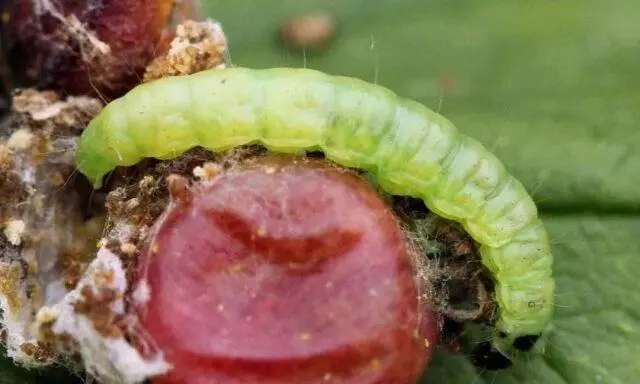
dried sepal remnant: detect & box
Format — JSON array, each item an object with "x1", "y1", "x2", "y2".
[
  {"x1": 393, "y1": 197, "x2": 495, "y2": 353},
  {"x1": 407, "y1": 215, "x2": 495, "y2": 322},
  {"x1": 11, "y1": 89, "x2": 102, "y2": 128},
  {"x1": 34, "y1": 247, "x2": 171, "y2": 384},
  {"x1": 132, "y1": 155, "x2": 438, "y2": 384},
  {"x1": 143, "y1": 19, "x2": 228, "y2": 82},
  {"x1": 4, "y1": 0, "x2": 178, "y2": 97}
]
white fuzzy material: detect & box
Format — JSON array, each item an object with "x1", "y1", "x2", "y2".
[
  {"x1": 2, "y1": 219, "x2": 26, "y2": 246},
  {"x1": 37, "y1": 247, "x2": 171, "y2": 384},
  {"x1": 6, "y1": 129, "x2": 34, "y2": 151},
  {"x1": 0, "y1": 261, "x2": 46, "y2": 368}
]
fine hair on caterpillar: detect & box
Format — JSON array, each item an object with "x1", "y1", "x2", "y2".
[{"x1": 75, "y1": 66, "x2": 555, "y2": 370}]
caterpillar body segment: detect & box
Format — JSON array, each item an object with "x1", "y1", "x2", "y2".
[{"x1": 76, "y1": 67, "x2": 554, "y2": 370}]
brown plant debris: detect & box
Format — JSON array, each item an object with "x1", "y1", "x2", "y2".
[
  {"x1": 0, "y1": 88, "x2": 103, "y2": 367},
  {"x1": 144, "y1": 19, "x2": 228, "y2": 82}
]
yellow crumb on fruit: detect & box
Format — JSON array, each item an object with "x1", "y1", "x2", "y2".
[
  {"x1": 228, "y1": 263, "x2": 245, "y2": 273},
  {"x1": 256, "y1": 226, "x2": 267, "y2": 237},
  {"x1": 299, "y1": 333, "x2": 312, "y2": 342}
]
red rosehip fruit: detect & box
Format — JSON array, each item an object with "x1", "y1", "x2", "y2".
[
  {"x1": 134, "y1": 156, "x2": 438, "y2": 383},
  {"x1": 5, "y1": 0, "x2": 176, "y2": 97}
]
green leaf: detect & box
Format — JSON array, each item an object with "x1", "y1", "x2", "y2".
[
  {"x1": 0, "y1": 350, "x2": 83, "y2": 384},
  {"x1": 201, "y1": 0, "x2": 640, "y2": 383},
  {"x1": 422, "y1": 215, "x2": 640, "y2": 384}
]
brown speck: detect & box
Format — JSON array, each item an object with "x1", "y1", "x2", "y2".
[
  {"x1": 166, "y1": 174, "x2": 190, "y2": 200},
  {"x1": 120, "y1": 242, "x2": 137, "y2": 256},
  {"x1": 454, "y1": 241, "x2": 473, "y2": 256},
  {"x1": 228, "y1": 263, "x2": 245, "y2": 273},
  {"x1": 74, "y1": 285, "x2": 124, "y2": 339},
  {"x1": 93, "y1": 269, "x2": 115, "y2": 287},
  {"x1": 125, "y1": 198, "x2": 140, "y2": 210},
  {"x1": 26, "y1": 259, "x2": 39, "y2": 274},
  {"x1": 193, "y1": 162, "x2": 223, "y2": 181},
  {"x1": 59, "y1": 250, "x2": 89, "y2": 290},
  {"x1": 49, "y1": 171, "x2": 66, "y2": 187},
  {"x1": 20, "y1": 342, "x2": 55, "y2": 363},
  {"x1": 437, "y1": 73, "x2": 459, "y2": 94},
  {"x1": 0, "y1": 263, "x2": 24, "y2": 315},
  {"x1": 280, "y1": 11, "x2": 337, "y2": 49},
  {"x1": 0, "y1": 144, "x2": 12, "y2": 170},
  {"x1": 424, "y1": 339, "x2": 431, "y2": 348}
]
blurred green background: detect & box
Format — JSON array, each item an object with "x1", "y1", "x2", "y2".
[
  {"x1": 206, "y1": 0, "x2": 640, "y2": 214},
  {"x1": 3, "y1": 0, "x2": 639, "y2": 383}
]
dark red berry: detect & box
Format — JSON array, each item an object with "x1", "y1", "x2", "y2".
[{"x1": 5, "y1": 0, "x2": 176, "y2": 97}]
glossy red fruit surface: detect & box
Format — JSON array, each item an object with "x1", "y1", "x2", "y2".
[{"x1": 134, "y1": 157, "x2": 437, "y2": 383}]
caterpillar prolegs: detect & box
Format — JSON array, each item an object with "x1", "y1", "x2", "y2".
[{"x1": 76, "y1": 67, "x2": 554, "y2": 370}]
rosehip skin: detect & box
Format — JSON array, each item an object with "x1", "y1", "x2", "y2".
[
  {"x1": 6, "y1": 0, "x2": 174, "y2": 97},
  {"x1": 134, "y1": 157, "x2": 437, "y2": 383}
]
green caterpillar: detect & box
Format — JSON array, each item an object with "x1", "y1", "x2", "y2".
[{"x1": 76, "y1": 67, "x2": 554, "y2": 370}]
